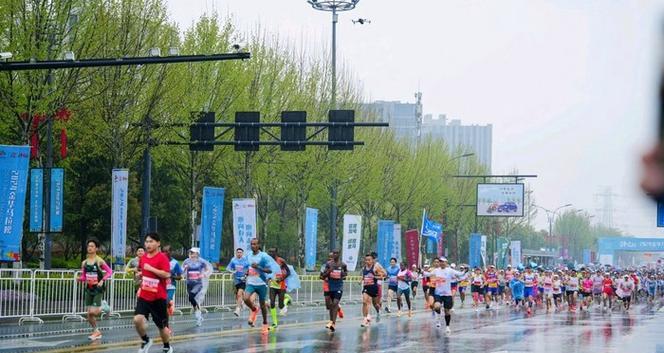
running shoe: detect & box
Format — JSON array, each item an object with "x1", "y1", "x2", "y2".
[
  {"x1": 436, "y1": 322, "x2": 441, "y2": 328},
  {"x1": 280, "y1": 306, "x2": 288, "y2": 316},
  {"x1": 325, "y1": 321, "x2": 333, "y2": 330},
  {"x1": 397, "y1": 310, "x2": 402, "y2": 317},
  {"x1": 445, "y1": 327, "x2": 451, "y2": 334},
  {"x1": 162, "y1": 346, "x2": 173, "y2": 353},
  {"x1": 261, "y1": 324, "x2": 270, "y2": 334},
  {"x1": 248, "y1": 307, "x2": 259, "y2": 327},
  {"x1": 329, "y1": 322, "x2": 336, "y2": 332},
  {"x1": 385, "y1": 307, "x2": 391, "y2": 313},
  {"x1": 138, "y1": 338, "x2": 153, "y2": 353},
  {"x1": 360, "y1": 317, "x2": 370, "y2": 327},
  {"x1": 234, "y1": 307, "x2": 241, "y2": 317},
  {"x1": 271, "y1": 323, "x2": 278, "y2": 330},
  {"x1": 88, "y1": 330, "x2": 102, "y2": 340},
  {"x1": 338, "y1": 306, "x2": 345, "y2": 319}
]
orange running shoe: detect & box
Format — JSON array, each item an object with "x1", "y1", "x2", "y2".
[
  {"x1": 338, "y1": 306, "x2": 345, "y2": 319},
  {"x1": 261, "y1": 324, "x2": 270, "y2": 334},
  {"x1": 248, "y1": 307, "x2": 259, "y2": 327},
  {"x1": 88, "y1": 330, "x2": 102, "y2": 340}
]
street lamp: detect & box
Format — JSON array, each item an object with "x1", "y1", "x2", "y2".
[
  {"x1": 307, "y1": 0, "x2": 360, "y2": 109},
  {"x1": 307, "y1": 0, "x2": 360, "y2": 252},
  {"x1": 534, "y1": 203, "x2": 572, "y2": 262},
  {"x1": 446, "y1": 152, "x2": 474, "y2": 262}
]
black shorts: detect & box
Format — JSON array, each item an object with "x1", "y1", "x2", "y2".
[
  {"x1": 235, "y1": 282, "x2": 246, "y2": 291},
  {"x1": 411, "y1": 281, "x2": 419, "y2": 288},
  {"x1": 471, "y1": 285, "x2": 484, "y2": 295},
  {"x1": 434, "y1": 295, "x2": 454, "y2": 310},
  {"x1": 621, "y1": 295, "x2": 631, "y2": 303},
  {"x1": 425, "y1": 286, "x2": 435, "y2": 296},
  {"x1": 553, "y1": 293, "x2": 562, "y2": 301},
  {"x1": 388, "y1": 285, "x2": 398, "y2": 293},
  {"x1": 327, "y1": 290, "x2": 343, "y2": 300},
  {"x1": 363, "y1": 285, "x2": 379, "y2": 298},
  {"x1": 566, "y1": 290, "x2": 577, "y2": 297},
  {"x1": 135, "y1": 298, "x2": 168, "y2": 329}
]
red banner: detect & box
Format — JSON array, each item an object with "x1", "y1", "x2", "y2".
[{"x1": 405, "y1": 229, "x2": 419, "y2": 267}]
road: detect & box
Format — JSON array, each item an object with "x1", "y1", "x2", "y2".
[{"x1": 1, "y1": 298, "x2": 664, "y2": 353}]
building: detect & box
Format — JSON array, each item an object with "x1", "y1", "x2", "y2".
[
  {"x1": 362, "y1": 96, "x2": 493, "y2": 171},
  {"x1": 422, "y1": 114, "x2": 492, "y2": 171}
]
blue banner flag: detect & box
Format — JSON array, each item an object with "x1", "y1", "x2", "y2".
[
  {"x1": 377, "y1": 220, "x2": 395, "y2": 266},
  {"x1": 658, "y1": 200, "x2": 664, "y2": 227},
  {"x1": 305, "y1": 207, "x2": 318, "y2": 271},
  {"x1": 200, "y1": 187, "x2": 225, "y2": 263},
  {"x1": 49, "y1": 168, "x2": 64, "y2": 232},
  {"x1": 29, "y1": 168, "x2": 43, "y2": 232},
  {"x1": 0, "y1": 145, "x2": 30, "y2": 261},
  {"x1": 421, "y1": 211, "x2": 442, "y2": 244},
  {"x1": 582, "y1": 249, "x2": 591, "y2": 265},
  {"x1": 469, "y1": 233, "x2": 482, "y2": 268}
]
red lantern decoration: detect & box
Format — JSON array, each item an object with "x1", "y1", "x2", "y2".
[{"x1": 60, "y1": 128, "x2": 67, "y2": 159}]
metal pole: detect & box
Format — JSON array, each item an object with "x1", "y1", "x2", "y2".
[
  {"x1": 43, "y1": 114, "x2": 53, "y2": 270},
  {"x1": 140, "y1": 132, "x2": 151, "y2": 243},
  {"x1": 190, "y1": 151, "x2": 196, "y2": 248},
  {"x1": 329, "y1": 8, "x2": 338, "y2": 253},
  {"x1": 330, "y1": 184, "x2": 338, "y2": 251}
]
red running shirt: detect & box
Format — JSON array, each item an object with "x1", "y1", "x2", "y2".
[{"x1": 138, "y1": 252, "x2": 170, "y2": 301}]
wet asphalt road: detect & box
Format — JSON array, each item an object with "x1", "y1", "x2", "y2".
[{"x1": 3, "y1": 298, "x2": 664, "y2": 353}]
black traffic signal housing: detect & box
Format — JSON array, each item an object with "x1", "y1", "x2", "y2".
[
  {"x1": 234, "y1": 112, "x2": 260, "y2": 151},
  {"x1": 189, "y1": 111, "x2": 215, "y2": 151},
  {"x1": 280, "y1": 111, "x2": 307, "y2": 151},
  {"x1": 328, "y1": 110, "x2": 355, "y2": 150}
]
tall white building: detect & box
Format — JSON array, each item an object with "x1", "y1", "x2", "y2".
[
  {"x1": 422, "y1": 114, "x2": 492, "y2": 171},
  {"x1": 362, "y1": 99, "x2": 421, "y2": 140}
]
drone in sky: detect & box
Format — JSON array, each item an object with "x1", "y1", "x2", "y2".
[{"x1": 352, "y1": 18, "x2": 371, "y2": 25}]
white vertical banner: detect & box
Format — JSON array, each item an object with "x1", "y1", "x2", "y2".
[
  {"x1": 111, "y1": 169, "x2": 129, "y2": 265},
  {"x1": 510, "y1": 240, "x2": 521, "y2": 267},
  {"x1": 342, "y1": 214, "x2": 362, "y2": 271},
  {"x1": 391, "y1": 223, "x2": 402, "y2": 262},
  {"x1": 480, "y1": 235, "x2": 487, "y2": 267},
  {"x1": 232, "y1": 198, "x2": 257, "y2": 253}
]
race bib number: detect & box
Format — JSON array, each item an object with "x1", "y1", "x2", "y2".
[
  {"x1": 363, "y1": 275, "x2": 375, "y2": 286},
  {"x1": 389, "y1": 276, "x2": 397, "y2": 285},
  {"x1": 188, "y1": 271, "x2": 202, "y2": 280},
  {"x1": 141, "y1": 277, "x2": 160, "y2": 293},
  {"x1": 248, "y1": 268, "x2": 259, "y2": 276},
  {"x1": 330, "y1": 270, "x2": 342, "y2": 280},
  {"x1": 235, "y1": 265, "x2": 244, "y2": 273},
  {"x1": 166, "y1": 278, "x2": 175, "y2": 290},
  {"x1": 435, "y1": 277, "x2": 446, "y2": 288},
  {"x1": 86, "y1": 273, "x2": 99, "y2": 286}
]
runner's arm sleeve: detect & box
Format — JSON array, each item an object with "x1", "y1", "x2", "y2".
[{"x1": 100, "y1": 262, "x2": 113, "y2": 281}]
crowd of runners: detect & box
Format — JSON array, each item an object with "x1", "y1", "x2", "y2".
[{"x1": 77, "y1": 234, "x2": 664, "y2": 353}]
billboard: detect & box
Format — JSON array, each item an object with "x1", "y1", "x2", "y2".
[{"x1": 476, "y1": 183, "x2": 525, "y2": 217}]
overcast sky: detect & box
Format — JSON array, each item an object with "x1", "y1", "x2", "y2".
[{"x1": 165, "y1": 0, "x2": 664, "y2": 237}]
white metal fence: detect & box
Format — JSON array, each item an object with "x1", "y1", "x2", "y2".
[{"x1": 0, "y1": 270, "x2": 367, "y2": 325}]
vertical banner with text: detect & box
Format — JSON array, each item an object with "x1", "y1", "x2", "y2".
[
  {"x1": 405, "y1": 229, "x2": 419, "y2": 267},
  {"x1": 510, "y1": 240, "x2": 521, "y2": 267},
  {"x1": 111, "y1": 169, "x2": 129, "y2": 265},
  {"x1": 305, "y1": 207, "x2": 318, "y2": 271},
  {"x1": 200, "y1": 187, "x2": 224, "y2": 263},
  {"x1": 437, "y1": 232, "x2": 444, "y2": 257},
  {"x1": 232, "y1": 199, "x2": 256, "y2": 253},
  {"x1": 377, "y1": 220, "x2": 395, "y2": 266},
  {"x1": 480, "y1": 235, "x2": 487, "y2": 267},
  {"x1": 342, "y1": 214, "x2": 362, "y2": 271},
  {"x1": 391, "y1": 223, "x2": 402, "y2": 262},
  {"x1": 49, "y1": 168, "x2": 64, "y2": 232},
  {"x1": 582, "y1": 249, "x2": 591, "y2": 265},
  {"x1": 469, "y1": 233, "x2": 482, "y2": 268},
  {"x1": 29, "y1": 168, "x2": 43, "y2": 232},
  {"x1": 0, "y1": 146, "x2": 30, "y2": 261}
]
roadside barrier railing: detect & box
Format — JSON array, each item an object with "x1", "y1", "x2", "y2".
[{"x1": 0, "y1": 269, "x2": 380, "y2": 324}]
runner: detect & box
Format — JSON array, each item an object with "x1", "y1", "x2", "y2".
[
  {"x1": 458, "y1": 265, "x2": 470, "y2": 308},
  {"x1": 484, "y1": 265, "x2": 499, "y2": 310},
  {"x1": 133, "y1": 233, "x2": 172, "y2": 353},
  {"x1": 504, "y1": 265, "x2": 515, "y2": 305},
  {"x1": 396, "y1": 262, "x2": 413, "y2": 317},
  {"x1": 125, "y1": 246, "x2": 145, "y2": 293},
  {"x1": 645, "y1": 273, "x2": 658, "y2": 304},
  {"x1": 542, "y1": 270, "x2": 554, "y2": 313},
  {"x1": 430, "y1": 257, "x2": 467, "y2": 334},
  {"x1": 267, "y1": 248, "x2": 290, "y2": 328},
  {"x1": 498, "y1": 270, "x2": 506, "y2": 305},
  {"x1": 78, "y1": 239, "x2": 113, "y2": 341},
  {"x1": 552, "y1": 274, "x2": 563, "y2": 311},
  {"x1": 565, "y1": 269, "x2": 579, "y2": 312},
  {"x1": 182, "y1": 247, "x2": 212, "y2": 327},
  {"x1": 321, "y1": 250, "x2": 348, "y2": 331},
  {"x1": 580, "y1": 271, "x2": 593, "y2": 311},
  {"x1": 422, "y1": 264, "x2": 435, "y2": 310},
  {"x1": 510, "y1": 272, "x2": 525, "y2": 310},
  {"x1": 470, "y1": 267, "x2": 485, "y2": 311},
  {"x1": 385, "y1": 258, "x2": 400, "y2": 313},
  {"x1": 591, "y1": 270, "x2": 604, "y2": 307},
  {"x1": 361, "y1": 253, "x2": 386, "y2": 327},
  {"x1": 617, "y1": 273, "x2": 634, "y2": 311},
  {"x1": 227, "y1": 248, "x2": 249, "y2": 317},
  {"x1": 523, "y1": 267, "x2": 536, "y2": 314},
  {"x1": 370, "y1": 251, "x2": 386, "y2": 317},
  {"x1": 602, "y1": 272, "x2": 614, "y2": 311},
  {"x1": 243, "y1": 238, "x2": 274, "y2": 333},
  {"x1": 410, "y1": 265, "x2": 420, "y2": 299},
  {"x1": 162, "y1": 246, "x2": 182, "y2": 318}
]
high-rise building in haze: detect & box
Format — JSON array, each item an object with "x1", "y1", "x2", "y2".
[
  {"x1": 422, "y1": 114, "x2": 492, "y2": 171},
  {"x1": 362, "y1": 99, "x2": 493, "y2": 171}
]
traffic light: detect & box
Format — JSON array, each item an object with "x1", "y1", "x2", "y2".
[
  {"x1": 234, "y1": 111, "x2": 260, "y2": 151},
  {"x1": 328, "y1": 110, "x2": 355, "y2": 150},
  {"x1": 189, "y1": 111, "x2": 215, "y2": 151},
  {"x1": 280, "y1": 111, "x2": 306, "y2": 151}
]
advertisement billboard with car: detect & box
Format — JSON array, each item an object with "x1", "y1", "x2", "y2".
[{"x1": 476, "y1": 183, "x2": 525, "y2": 217}]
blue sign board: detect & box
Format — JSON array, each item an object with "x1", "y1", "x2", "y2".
[
  {"x1": 29, "y1": 168, "x2": 43, "y2": 232},
  {"x1": 658, "y1": 200, "x2": 664, "y2": 227},
  {"x1": 0, "y1": 146, "x2": 30, "y2": 261},
  {"x1": 377, "y1": 220, "x2": 395, "y2": 267},
  {"x1": 305, "y1": 207, "x2": 318, "y2": 271},
  {"x1": 49, "y1": 168, "x2": 64, "y2": 232},
  {"x1": 200, "y1": 187, "x2": 224, "y2": 263}
]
